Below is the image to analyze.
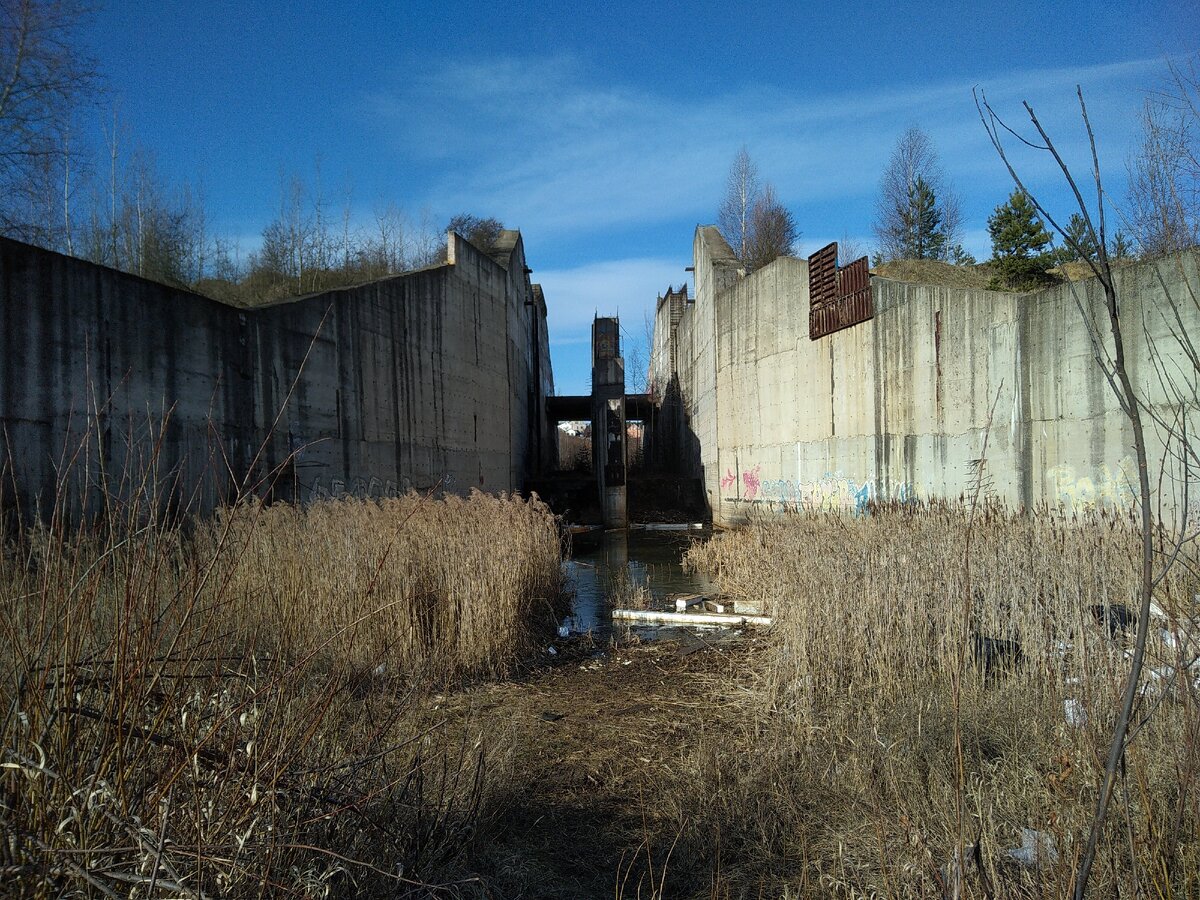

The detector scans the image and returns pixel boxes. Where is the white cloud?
[538,257,686,342]
[365,55,1160,241]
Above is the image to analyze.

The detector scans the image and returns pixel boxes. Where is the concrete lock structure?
[648,226,1200,528]
[4,222,1198,531]
[0,231,554,523]
[591,317,627,527]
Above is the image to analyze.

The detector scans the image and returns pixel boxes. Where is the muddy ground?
[416,634,767,898]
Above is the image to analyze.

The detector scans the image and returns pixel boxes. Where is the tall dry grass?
[205,493,566,682]
[1,486,565,898]
[675,504,1199,898]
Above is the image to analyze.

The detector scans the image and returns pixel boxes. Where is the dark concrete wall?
[0,232,554,523]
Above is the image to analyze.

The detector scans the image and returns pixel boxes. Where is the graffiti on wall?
[721,467,919,515]
[1045,459,1135,511]
[301,471,462,504]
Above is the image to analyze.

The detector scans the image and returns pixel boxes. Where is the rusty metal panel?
[809,245,873,340]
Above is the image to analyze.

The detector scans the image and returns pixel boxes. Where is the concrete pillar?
[591,317,627,528]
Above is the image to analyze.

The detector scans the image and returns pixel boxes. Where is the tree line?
[0,1,506,305]
[716,58,1199,291]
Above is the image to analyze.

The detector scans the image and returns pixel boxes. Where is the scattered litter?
[557,624,571,638]
[622,659,632,666]
[1064,698,1087,727]
[1003,828,1058,869]
[546,645,558,656]
[373,663,386,677]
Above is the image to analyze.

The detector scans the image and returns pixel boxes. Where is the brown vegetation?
[1,490,565,897]
[672,507,1199,897]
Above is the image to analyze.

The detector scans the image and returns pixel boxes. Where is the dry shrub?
[678,504,1200,898]
[0,488,564,898]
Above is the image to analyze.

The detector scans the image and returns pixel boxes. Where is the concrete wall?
[652,226,1200,527]
[0,231,554,523]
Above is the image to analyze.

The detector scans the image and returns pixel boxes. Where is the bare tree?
[838,233,867,266]
[872,125,962,262]
[1127,59,1199,257]
[410,206,442,268]
[744,183,799,270]
[0,0,97,244]
[717,146,760,262]
[370,201,408,275]
[978,85,1199,900]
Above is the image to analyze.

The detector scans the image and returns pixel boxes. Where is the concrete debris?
[673,594,706,612]
[613,608,772,627]
[1003,828,1058,869]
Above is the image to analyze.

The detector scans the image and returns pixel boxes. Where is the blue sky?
[85,1,1198,395]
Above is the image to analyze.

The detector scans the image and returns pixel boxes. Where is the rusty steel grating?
[808,243,874,339]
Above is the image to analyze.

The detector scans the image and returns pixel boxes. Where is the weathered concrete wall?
[0,231,554,523]
[652,227,1200,526]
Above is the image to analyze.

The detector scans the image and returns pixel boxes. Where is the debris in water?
[613,608,772,627]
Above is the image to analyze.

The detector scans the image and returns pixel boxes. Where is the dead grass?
[671,505,1200,898]
[204,493,566,682]
[873,259,999,291]
[0,488,565,898]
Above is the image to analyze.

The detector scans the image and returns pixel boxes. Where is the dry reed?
[674,504,1199,898]
[1,486,565,898]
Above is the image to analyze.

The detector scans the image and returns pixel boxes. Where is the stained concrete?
[651,227,1200,527]
[0,231,554,523]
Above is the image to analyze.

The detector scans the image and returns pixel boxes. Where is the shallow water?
[562,528,715,637]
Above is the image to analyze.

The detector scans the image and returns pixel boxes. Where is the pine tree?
[987,190,1053,290]
[872,126,962,262]
[1108,231,1134,261]
[902,176,947,259]
[1053,213,1098,264]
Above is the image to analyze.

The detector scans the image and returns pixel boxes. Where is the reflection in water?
[562,528,714,636]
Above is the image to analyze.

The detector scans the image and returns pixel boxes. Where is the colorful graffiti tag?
[1045,460,1135,511]
[722,468,919,515]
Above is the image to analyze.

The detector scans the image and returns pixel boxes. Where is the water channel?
[561,527,716,638]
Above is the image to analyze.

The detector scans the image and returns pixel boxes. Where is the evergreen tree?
[902,176,947,260]
[948,243,976,266]
[1053,212,1099,264]
[872,126,962,262]
[1108,231,1135,261]
[987,190,1053,290]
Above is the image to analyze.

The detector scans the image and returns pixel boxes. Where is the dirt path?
[424,636,763,898]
